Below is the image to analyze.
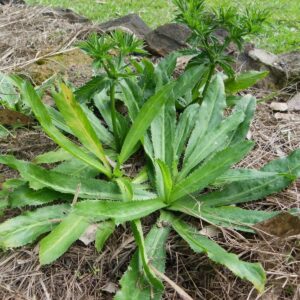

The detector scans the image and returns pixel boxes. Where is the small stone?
[101,282,118,294]
[248,48,278,67]
[79,224,98,245]
[99,14,151,39]
[287,93,300,111]
[270,102,288,112]
[145,23,192,56]
[199,225,220,238]
[274,112,300,121]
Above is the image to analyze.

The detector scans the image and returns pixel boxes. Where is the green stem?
[110,82,120,151]
[200,63,215,104]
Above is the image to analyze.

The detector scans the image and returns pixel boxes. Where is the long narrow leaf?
[95,221,115,252]
[22,82,111,177]
[212,168,279,186]
[201,150,300,207]
[39,213,90,265]
[74,75,110,103]
[184,75,226,162]
[229,95,256,144]
[53,83,111,170]
[174,103,201,159]
[155,159,173,203]
[131,219,164,289]
[115,213,170,300]
[201,175,294,207]
[225,71,268,95]
[169,197,278,232]
[73,199,166,224]
[0,155,123,200]
[172,141,254,201]
[0,204,70,249]
[179,110,245,179]
[9,184,65,208]
[167,213,266,292]
[81,104,116,149]
[150,98,176,168]
[119,81,176,164]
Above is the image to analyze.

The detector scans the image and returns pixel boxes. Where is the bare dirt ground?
[0,4,299,300]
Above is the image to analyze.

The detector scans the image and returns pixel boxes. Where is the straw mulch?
[0,3,299,300]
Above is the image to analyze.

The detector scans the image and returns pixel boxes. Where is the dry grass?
[0,4,300,300]
[0,4,99,73]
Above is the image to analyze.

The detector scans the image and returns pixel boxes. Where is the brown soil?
[0,4,299,300]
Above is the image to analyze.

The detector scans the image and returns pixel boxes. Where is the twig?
[72,183,81,206]
[149,264,194,300]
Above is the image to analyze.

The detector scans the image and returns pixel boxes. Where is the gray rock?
[287,93,300,111]
[42,8,89,23]
[145,23,192,56]
[99,14,151,39]
[248,48,278,67]
[278,51,300,82]
[270,102,288,112]
[245,48,300,88]
[0,0,25,4]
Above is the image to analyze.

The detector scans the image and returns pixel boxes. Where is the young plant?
[77,31,147,151]
[173,0,269,102]
[0,69,299,299]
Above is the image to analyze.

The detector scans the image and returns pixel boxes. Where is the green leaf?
[156,52,180,80]
[0,124,10,138]
[225,71,268,94]
[95,220,115,252]
[201,206,279,232]
[93,90,130,145]
[201,150,300,207]
[168,213,266,292]
[150,97,176,168]
[154,160,173,203]
[39,213,90,265]
[169,197,278,232]
[53,157,100,178]
[213,168,278,186]
[53,83,111,170]
[94,92,113,129]
[262,148,300,176]
[115,213,170,300]
[0,155,123,200]
[179,109,245,179]
[22,82,111,177]
[81,104,116,149]
[115,177,134,201]
[131,219,163,289]
[0,73,18,109]
[172,64,208,106]
[0,190,9,215]
[201,175,293,207]
[46,106,72,133]
[184,75,226,163]
[174,103,201,159]
[119,81,176,164]
[172,141,254,201]
[34,148,72,164]
[75,75,110,103]
[0,204,70,249]
[119,79,141,121]
[229,95,256,144]
[9,184,66,208]
[73,199,166,224]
